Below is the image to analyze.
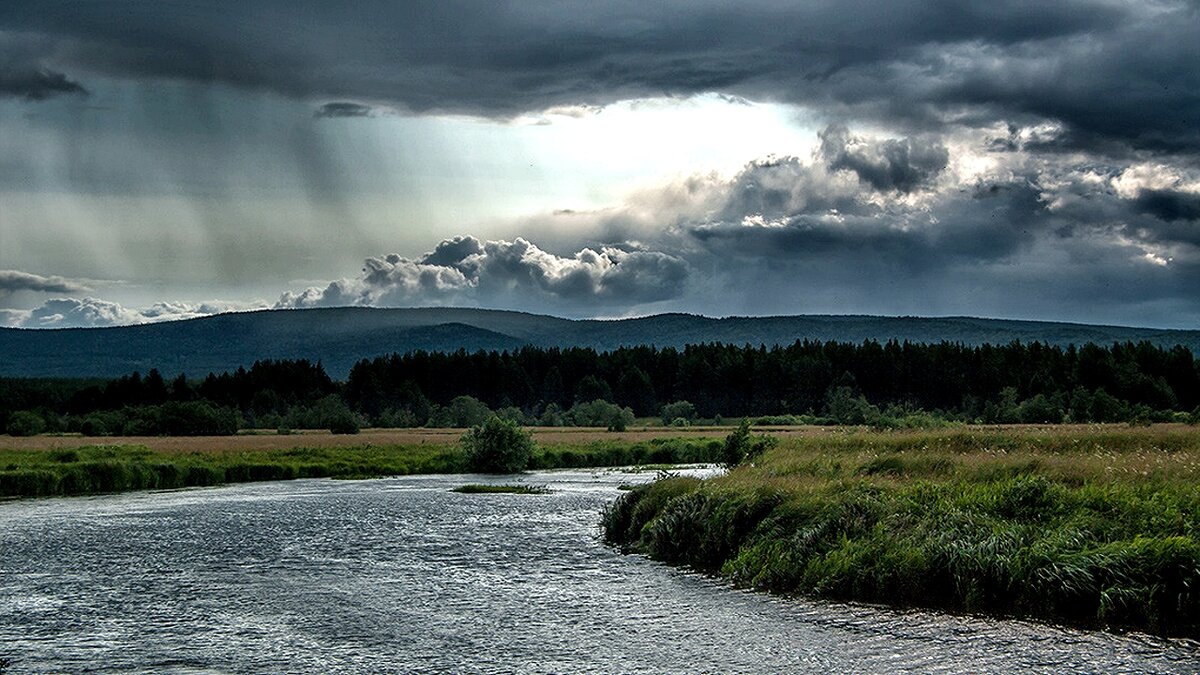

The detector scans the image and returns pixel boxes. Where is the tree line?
[3,339,1200,435]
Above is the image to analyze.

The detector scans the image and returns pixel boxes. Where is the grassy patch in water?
[451,484,552,495]
[602,427,1200,638]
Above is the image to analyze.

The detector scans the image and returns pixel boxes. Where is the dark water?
[1,469,1197,674]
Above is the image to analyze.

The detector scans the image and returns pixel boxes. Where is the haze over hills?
[1,307,1198,379]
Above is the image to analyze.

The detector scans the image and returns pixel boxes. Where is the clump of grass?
[603,426,1200,638]
[451,483,552,495]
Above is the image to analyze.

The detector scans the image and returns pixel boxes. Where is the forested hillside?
[3,339,1198,436]
[2,307,1198,378]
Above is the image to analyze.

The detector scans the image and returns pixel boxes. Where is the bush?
[6,411,45,437]
[328,410,361,434]
[660,401,697,426]
[569,399,634,431]
[538,403,567,427]
[721,419,778,467]
[430,395,493,428]
[461,416,535,473]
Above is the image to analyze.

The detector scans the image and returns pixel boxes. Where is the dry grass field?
[2,422,1173,453]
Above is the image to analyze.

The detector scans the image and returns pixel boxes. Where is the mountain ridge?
[2,307,1197,379]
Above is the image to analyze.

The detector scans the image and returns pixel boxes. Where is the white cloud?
[1,297,268,328]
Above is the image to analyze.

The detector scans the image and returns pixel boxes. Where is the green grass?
[451,484,552,494]
[0,436,724,499]
[602,427,1200,638]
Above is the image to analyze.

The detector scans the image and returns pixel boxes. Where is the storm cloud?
[2,1,1196,153]
[0,65,86,100]
[3,3,1200,328]
[314,101,375,119]
[0,270,90,296]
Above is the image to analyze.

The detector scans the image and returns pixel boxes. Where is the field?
[0,426,737,499]
[603,424,1200,637]
[0,422,1135,452]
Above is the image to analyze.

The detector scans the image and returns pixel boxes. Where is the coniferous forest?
[3,339,1199,436]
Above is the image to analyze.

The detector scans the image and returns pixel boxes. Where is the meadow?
[0,428,728,498]
[603,424,1200,637]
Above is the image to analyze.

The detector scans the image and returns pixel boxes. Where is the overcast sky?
[1,0,1198,329]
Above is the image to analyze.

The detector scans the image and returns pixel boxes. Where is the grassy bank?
[602,426,1200,637]
[0,436,722,499]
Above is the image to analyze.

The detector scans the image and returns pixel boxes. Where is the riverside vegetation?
[603,425,1200,637]
[0,429,724,499]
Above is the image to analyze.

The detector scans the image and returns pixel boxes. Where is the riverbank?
[602,426,1200,638]
[0,436,723,499]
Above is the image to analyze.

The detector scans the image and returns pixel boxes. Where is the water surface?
[1,469,1196,673]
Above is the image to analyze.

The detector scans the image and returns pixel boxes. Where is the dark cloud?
[1134,189,1200,222]
[0,269,90,295]
[313,101,374,118]
[420,235,485,268]
[0,65,87,100]
[563,124,1199,325]
[2,1,1194,151]
[819,125,949,193]
[691,175,1043,273]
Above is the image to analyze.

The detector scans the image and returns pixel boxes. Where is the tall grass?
[0,436,723,499]
[602,427,1200,637]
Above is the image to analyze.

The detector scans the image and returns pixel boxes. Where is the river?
[1,468,1196,673]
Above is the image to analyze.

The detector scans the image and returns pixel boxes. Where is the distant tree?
[569,399,635,431]
[462,416,535,473]
[1017,394,1064,424]
[435,395,493,428]
[6,410,45,437]
[541,367,567,408]
[660,401,697,426]
[574,375,613,404]
[538,403,567,427]
[616,366,658,416]
[825,386,879,425]
[495,406,528,425]
[313,395,360,434]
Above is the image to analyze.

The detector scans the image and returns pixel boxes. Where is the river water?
[1,468,1196,674]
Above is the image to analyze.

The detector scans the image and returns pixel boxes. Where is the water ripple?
[0,469,1196,673]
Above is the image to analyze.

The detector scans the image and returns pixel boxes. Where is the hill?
[1,307,1198,379]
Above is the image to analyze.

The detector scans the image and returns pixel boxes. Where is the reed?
[602,426,1200,637]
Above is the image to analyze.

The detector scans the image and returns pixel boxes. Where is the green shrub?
[569,399,634,431]
[327,411,361,434]
[721,420,778,467]
[6,411,45,437]
[461,416,535,473]
[660,401,697,426]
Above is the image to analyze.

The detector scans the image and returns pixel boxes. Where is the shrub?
[431,395,493,428]
[721,419,778,467]
[6,411,45,437]
[327,411,361,435]
[660,401,697,426]
[461,416,535,473]
[569,399,634,431]
[538,403,567,427]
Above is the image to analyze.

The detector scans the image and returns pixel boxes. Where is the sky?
[1,0,1198,329]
